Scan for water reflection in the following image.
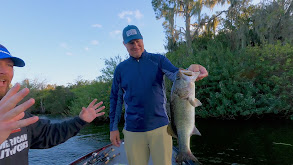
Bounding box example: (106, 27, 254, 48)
(190, 119, 293, 164)
(29, 116, 111, 165)
(29, 117, 293, 165)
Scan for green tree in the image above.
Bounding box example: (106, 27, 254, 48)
(97, 55, 123, 82)
(19, 78, 48, 113)
(69, 81, 111, 121)
(69, 55, 126, 120)
(167, 36, 293, 119)
(43, 86, 75, 115)
(152, 0, 230, 54)
(220, 0, 255, 49)
(252, 0, 293, 45)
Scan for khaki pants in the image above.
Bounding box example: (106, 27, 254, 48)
(123, 125, 172, 165)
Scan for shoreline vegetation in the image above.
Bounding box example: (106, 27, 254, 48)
(20, 0, 292, 121)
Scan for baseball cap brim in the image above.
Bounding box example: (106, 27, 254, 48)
(11, 57, 25, 67)
(0, 45, 25, 67)
(124, 35, 143, 44)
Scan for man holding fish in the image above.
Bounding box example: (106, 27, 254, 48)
(109, 25, 208, 165)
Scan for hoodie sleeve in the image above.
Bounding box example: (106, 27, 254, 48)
(109, 66, 123, 131)
(160, 55, 178, 82)
(26, 113, 87, 149)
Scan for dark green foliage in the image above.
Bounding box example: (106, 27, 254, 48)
(42, 86, 75, 115)
(246, 42, 293, 117)
(29, 89, 49, 114)
(162, 0, 293, 120)
(68, 80, 111, 121)
(19, 79, 51, 114)
(221, 0, 293, 49)
(251, 0, 293, 45)
(166, 36, 293, 120)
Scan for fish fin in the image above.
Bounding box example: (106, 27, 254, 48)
(167, 124, 178, 138)
(189, 98, 202, 107)
(192, 126, 201, 136)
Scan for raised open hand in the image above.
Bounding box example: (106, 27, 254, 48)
(79, 99, 105, 123)
(0, 83, 39, 144)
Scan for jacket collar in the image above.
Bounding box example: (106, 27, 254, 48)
(129, 50, 146, 60)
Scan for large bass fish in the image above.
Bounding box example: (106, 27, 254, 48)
(168, 69, 202, 163)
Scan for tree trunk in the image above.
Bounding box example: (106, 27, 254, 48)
(40, 98, 46, 114)
(184, 0, 193, 56)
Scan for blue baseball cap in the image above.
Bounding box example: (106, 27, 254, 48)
(0, 44, 25, 67)
(123, 25, 143, 44)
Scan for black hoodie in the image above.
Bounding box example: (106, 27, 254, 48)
(0, 112, 87, 165)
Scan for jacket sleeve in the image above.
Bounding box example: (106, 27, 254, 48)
(160, 55, 178, 82)
(26, 113, 87, 149)
(109, 66, 123, 131)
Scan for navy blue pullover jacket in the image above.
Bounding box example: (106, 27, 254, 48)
(110, 50, 178, 132)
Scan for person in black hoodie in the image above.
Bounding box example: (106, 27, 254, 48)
(0, 44, 105, 165)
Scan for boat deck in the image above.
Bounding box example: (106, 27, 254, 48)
(70, 142, 196, 165)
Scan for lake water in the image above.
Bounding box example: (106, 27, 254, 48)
(29, 117, 293, 165)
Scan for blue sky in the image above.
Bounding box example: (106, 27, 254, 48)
(1, 0, 260, 86)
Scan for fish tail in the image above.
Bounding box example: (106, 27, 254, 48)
(176, 151, 200, 163)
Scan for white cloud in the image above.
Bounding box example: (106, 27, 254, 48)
(91, 40, 99, 45)
(110, 30, 121, 38)
(92, 24, 102, 28)
(66, 52, 73, 56)
(60, 43, 69, 49)
(126, 17, 132, 23)
(118, 11, 133, 19)
(134, 10, 143, 19)
(84, 47, 89, 51)
(118, 10, 143, 23)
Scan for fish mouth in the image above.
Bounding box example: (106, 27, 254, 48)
(180, 70, 193, 76)
(178, 69, 200, 81)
